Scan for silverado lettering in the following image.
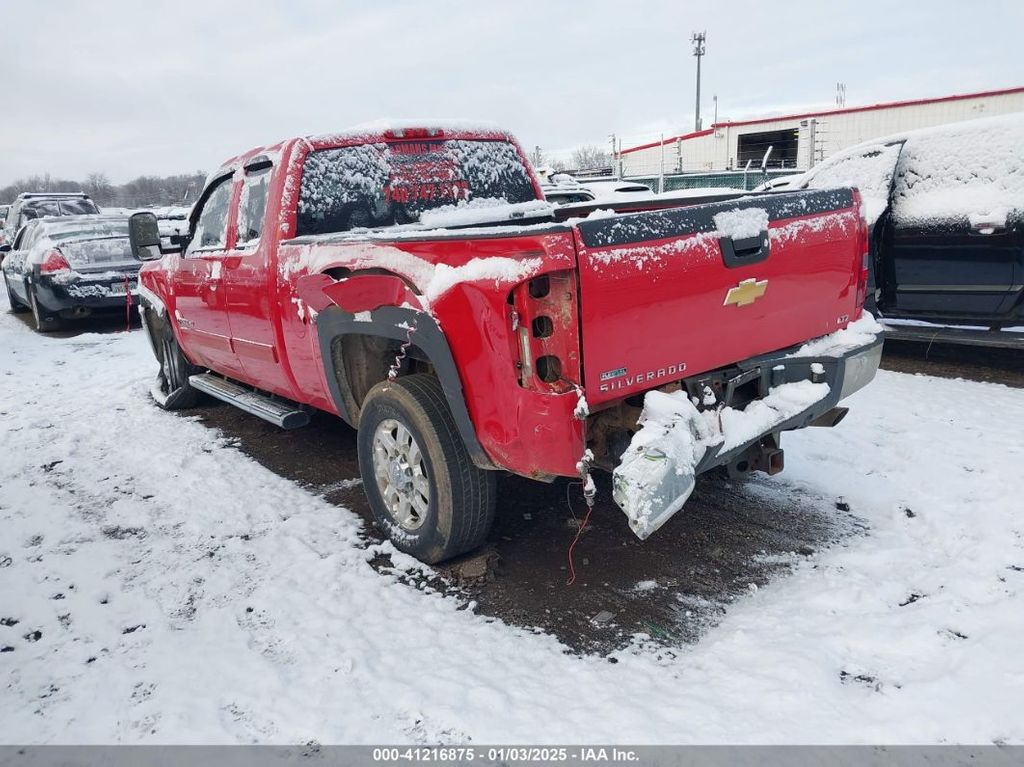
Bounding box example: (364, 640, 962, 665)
(599, 364, 686, 393)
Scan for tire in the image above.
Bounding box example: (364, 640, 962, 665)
(152, 318, 202, 409)
(4, 276, 28, 313)
(358, 374, 496, 564)
(29, 288, 61, 332)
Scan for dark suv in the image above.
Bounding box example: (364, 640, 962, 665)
(778, 113, 1024, 347)
(2, 193, 100, 243)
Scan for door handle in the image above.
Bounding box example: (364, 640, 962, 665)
(970, 223, 1005, 235)
(969, 212, 1008, 235)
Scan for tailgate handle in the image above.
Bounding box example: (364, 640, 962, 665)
(720, 231, 770, 268)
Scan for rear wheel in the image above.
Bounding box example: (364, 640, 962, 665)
(29, 288, 60, 332)
(357, 374, 496, 564)
(4, 276, 28, 313)
(152, 319, 202, 409)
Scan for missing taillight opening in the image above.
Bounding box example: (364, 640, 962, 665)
(536, 355, 562, 383)
(532, 315, 554, 338)
(528, 276, 550, 299)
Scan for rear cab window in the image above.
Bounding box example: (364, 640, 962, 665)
(296, 139, 536, 236)
(57, 198, 100, 215)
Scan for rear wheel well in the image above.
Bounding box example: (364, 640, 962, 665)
(331, 333, 435, 421)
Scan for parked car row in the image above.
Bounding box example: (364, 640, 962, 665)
(8, 112, 1016, 563)
(2, 215, 141, 331)
(0, 192, 190, 332)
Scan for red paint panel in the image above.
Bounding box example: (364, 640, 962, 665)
(322, 275, 422, 314)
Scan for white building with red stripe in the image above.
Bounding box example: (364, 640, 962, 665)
(619, 86, 1024, 178)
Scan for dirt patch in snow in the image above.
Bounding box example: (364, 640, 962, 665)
(186, 404, 860, 654)
(175, 336, 1024, 655)
(879, 340, 1024, 389)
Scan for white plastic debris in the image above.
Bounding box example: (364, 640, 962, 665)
(613, 380, 831, 539)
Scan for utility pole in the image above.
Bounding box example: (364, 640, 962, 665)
(692, 31, 706, 132)
(609, 133, 617, 178)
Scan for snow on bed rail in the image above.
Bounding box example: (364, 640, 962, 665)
(613, 379, 830, 540)
(786, 312, 883, 358)
(423, 256, 542, 304)
(417, 198, 554, 229)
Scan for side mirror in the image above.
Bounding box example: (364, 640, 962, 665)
(129, 212, 163, 261)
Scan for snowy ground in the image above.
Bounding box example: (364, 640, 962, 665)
(1, 304, 1022, 745)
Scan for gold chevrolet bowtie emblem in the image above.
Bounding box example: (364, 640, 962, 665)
(724, 278, 768, 307)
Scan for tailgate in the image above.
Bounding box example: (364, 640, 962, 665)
(573, 188, 865, 406)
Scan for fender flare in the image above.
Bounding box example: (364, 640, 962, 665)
(315, 304, 496, 470)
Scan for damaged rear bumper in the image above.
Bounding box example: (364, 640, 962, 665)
(611, 333, 883, 540)
(694, 335, 882, 472)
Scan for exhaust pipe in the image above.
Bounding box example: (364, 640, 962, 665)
(809, 406, 848, 428)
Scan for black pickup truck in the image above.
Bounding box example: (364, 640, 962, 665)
(767, 114, 1024, 348)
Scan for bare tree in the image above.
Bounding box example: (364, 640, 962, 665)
(0, 171, 207, 209)
(569, 145, 613, 173)
(85, 172, 114, 205)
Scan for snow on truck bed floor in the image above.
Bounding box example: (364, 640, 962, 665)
(0, 307, 1022, 745)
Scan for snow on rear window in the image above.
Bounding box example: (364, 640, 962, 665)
(296, 139, 535, 236)
(892, 117, 1024, 226)
(59, 237, 134, 267)
(48, 221, 129, 241)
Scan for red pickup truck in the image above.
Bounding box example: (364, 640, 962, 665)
(128, 123, 882, 563)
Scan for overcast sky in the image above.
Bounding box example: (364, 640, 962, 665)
(1, 0, 1021, 186)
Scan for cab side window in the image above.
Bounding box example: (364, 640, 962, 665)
(187, 176, 234, 255)
(236, 165, 271, 247)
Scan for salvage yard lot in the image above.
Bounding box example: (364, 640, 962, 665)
(1, 304, 1023, 744)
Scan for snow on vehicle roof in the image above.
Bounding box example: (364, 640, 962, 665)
(796, 112, 1024, 224)
(16, 191, 90, 199)
(38, 214, 125, 226)
(579, 178, 651, 188)
(308, 119, 509, 144)
(210, 122, 522, 192)
(890, 112, 1024, 224)
(657, 186, 747, 200)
